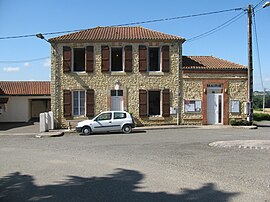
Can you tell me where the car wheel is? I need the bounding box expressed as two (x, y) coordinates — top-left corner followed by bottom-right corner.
(82, 126), (92, 135)
(122, 125), (132, 134)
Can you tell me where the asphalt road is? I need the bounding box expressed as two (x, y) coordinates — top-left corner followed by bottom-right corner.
(0, 127), (270, 202)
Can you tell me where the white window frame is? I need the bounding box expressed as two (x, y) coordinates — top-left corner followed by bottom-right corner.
(110, 47), (124, 72)
(148, 47), (161, 72)
(72, 90), (86, 116)
(72, 47), (86, 72)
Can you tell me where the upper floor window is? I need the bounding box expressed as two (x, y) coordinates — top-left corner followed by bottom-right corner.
(63, 46), (94, 73)
(111, 48), (123, 71)
(139, 45), (169, 73)
(73, 48), (85, 71)
(149, 48), (160, 71)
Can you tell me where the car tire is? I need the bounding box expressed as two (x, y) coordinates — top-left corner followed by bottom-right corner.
(122, 125), (132, 134)
(82, 126), (92, 135)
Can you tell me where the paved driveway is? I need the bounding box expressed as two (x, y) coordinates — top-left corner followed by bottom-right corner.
(0, 127), (270, 201)
(0, 121), (40, 134)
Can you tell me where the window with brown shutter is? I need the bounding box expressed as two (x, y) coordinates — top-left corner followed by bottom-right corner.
(149, 48), (160, 71)
(125, 46), (132, 72)
(86, 89), (95, 117)
(101, 46), (109, 72)
(162, 46), (170, 72)
(86, 46), (94, 73)
(63, 46), (71, 72)
(162, 89), (170, 117)
(139, 89), (147, 117)
(63, 90), (71, 117)
(139, 45), (147, 72)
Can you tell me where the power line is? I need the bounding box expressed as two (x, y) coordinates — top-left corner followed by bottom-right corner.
(0, 7), (243, 40)
(254, 0), (267, 9)
(0, 56), (50, 63)
(187, 11), (246, 42)
(253, 13), (264, 91)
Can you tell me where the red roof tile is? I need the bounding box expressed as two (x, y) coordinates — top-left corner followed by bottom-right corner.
(49, 26), (184, 42)
(182, 56), (247, 70)
(0, 81), (50, 96)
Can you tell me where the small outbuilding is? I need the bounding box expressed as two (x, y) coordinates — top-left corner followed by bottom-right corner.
(182, 56), (248, 125)
(0, 81), (51, 122)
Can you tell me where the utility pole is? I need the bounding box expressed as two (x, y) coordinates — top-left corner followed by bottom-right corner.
(247, 4), (253, 122)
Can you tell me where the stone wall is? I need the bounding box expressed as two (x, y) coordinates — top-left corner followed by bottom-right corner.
(51, 41), (181, 127)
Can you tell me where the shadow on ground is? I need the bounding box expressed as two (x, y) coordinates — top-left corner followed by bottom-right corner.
(79, 130), (146, 136)
(0, 121), (36, 131)
(0, 169), (239, 202)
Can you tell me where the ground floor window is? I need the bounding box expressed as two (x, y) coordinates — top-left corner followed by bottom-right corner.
(148, 91), (161, 116)
(73, 91), (85, 116)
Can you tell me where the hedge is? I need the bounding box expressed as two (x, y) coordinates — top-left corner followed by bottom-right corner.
(253, 113), (270, 121)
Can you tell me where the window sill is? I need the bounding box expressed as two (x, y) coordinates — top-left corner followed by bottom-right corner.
(111, 72), (126, 76)
(148, 72), (164, 76)
(148, 116), (165, 121)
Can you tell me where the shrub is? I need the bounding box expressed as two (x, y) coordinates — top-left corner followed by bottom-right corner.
(230, 119), (252, 126)
(253, 113), (270, 121)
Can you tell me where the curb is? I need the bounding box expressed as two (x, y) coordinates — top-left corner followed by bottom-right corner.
(35, 131), (64, 138)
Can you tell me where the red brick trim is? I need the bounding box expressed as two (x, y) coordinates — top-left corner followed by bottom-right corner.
(183, 69), (247, 75)
(202, 80), (229, 125)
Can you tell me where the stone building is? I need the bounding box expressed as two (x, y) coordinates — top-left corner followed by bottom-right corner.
(182, 56), (248, 125)
(48, 26), (185, 127)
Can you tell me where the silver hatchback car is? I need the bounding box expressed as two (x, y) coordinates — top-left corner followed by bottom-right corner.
(76, 111), (135, 135)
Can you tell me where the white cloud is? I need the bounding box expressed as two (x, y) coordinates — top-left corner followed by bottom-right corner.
(43, 58), (50, 67)
(3, 67), (20, 72)
(24, 62), (30, 67)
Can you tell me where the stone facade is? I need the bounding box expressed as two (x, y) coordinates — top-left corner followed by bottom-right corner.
(182, 71), (248, 125)
(51, 42), (181, 128)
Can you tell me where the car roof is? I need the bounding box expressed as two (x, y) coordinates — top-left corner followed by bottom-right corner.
(101, 111), (128, 113)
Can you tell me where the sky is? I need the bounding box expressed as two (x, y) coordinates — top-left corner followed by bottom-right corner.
(0, 0), (270, 91)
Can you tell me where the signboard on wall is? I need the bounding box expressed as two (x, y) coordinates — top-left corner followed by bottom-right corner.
(230, 100), (240, 113)
(184, 100), (202, 113)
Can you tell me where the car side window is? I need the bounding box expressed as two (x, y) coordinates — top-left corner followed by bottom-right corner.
(96, 113), (112, 121)
(114, 112), (126, 119)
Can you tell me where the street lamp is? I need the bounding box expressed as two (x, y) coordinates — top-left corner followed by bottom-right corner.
(247, 2), (270, 122)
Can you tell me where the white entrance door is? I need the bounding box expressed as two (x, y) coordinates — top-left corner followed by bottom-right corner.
(110, 90), (124, 111)
(207, 93), (223, 124)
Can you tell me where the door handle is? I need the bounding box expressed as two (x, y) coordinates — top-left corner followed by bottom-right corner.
(109, 121), (112, 123)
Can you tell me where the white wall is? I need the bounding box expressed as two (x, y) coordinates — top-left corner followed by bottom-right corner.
(0, 96), (50, 122)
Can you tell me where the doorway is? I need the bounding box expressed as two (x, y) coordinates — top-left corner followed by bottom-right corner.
(110, 90), (124, 111)
(207, 85), (223, 124)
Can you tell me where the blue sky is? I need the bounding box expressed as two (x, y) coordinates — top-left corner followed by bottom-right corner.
(0, 0), (269, 91)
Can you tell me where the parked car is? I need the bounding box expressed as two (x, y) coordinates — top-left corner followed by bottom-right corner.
(76, 111), (135, 135)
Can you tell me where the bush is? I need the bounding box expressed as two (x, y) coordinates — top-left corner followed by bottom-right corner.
(253, 113), (270, 121)
(230, 119), (252, 126)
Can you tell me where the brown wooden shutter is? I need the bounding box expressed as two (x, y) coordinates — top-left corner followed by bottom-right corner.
(63, 46), (71, 72)
(63, 90), (72, 117)
(162, 89), (170, 117)
(139, 89), (147, 117)
(86, 46), (94, 73)
(86, 89), (95, 117)
(162, 45), (170, 72)
(101, 46), (109, 72)
(139, 45), (147, 72)
(124, 46), (132, 72)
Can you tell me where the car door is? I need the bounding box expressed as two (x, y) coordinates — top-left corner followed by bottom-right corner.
(92, 112), (114, 132)
(111, 112), (127, 131)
